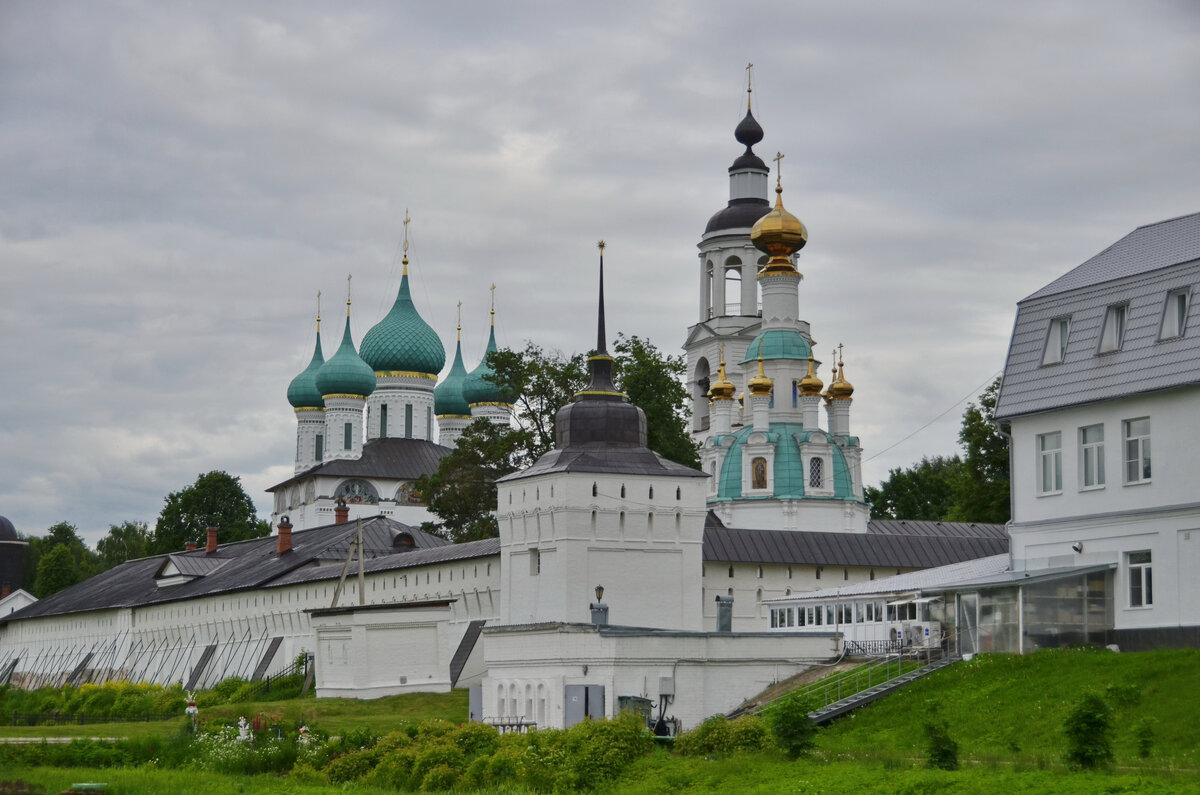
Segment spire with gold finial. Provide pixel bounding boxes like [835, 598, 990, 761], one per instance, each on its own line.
[747, 340, 774, 396]
[401, 209, 410, 276]
[751, 152, 808, 277]
[829, 343, 854, 400]
[708, 344, 736, 401]
[799, 354, 824, 396]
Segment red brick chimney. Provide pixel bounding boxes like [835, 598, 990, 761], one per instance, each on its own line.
[1, 586, 10, 599]
[206, 526, 218, 554]
[184, 541, 197, 551]
[277, 516, 293, 555]
[334, 498, 349, 525]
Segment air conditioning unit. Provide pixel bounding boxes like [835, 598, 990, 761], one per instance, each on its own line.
[908, 621, 942, 648]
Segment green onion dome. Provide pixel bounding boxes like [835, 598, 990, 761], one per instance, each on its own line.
[360, 273, 446, 376]
[315, 316, 376, 398]
[287, 326, 326, 409]
[739, 328, 812, 364]
[434, 336, 471, 416]
[462, 325, 509, 406]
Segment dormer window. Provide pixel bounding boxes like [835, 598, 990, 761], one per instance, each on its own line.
[1161, 289, 1189, 339]
[1098, 304, 1127, 353]
[1043, 317, 1070, 365]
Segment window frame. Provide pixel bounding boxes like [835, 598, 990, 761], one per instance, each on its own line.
[1042, 316, 1070, 365]
[1079, 424, 1105, 490]
[1037, 431, 1063, 495]
[1098, 303, 1128, 353]
[1127, 550, 1153, 608]
[1123, 417, 1152, 485]
[1160, 288, 1190, 340]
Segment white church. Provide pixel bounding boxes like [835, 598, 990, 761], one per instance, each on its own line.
[0, 90, 1010, 729]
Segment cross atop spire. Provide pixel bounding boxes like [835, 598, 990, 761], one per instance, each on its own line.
[345, 274, 352, 316]
[489, 284, 496, 326]
[597, 241, 607, 354]
[456, 300, 462, 341]
[745, 62, 754, 109]
[316, 290, 322, 332]
[773, 151, 785, 188]
[401, 210, 411, 275]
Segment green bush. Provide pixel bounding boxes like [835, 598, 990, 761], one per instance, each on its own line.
[365, 747, 419, 789]
[420, 762, 460, 792]
[1063, 692, 1113, 769]
[1104, 682, 1142, 708]
[324, 747, 380, 783]
[557, 712, 655, 790]
[923, 718, 959, 770]
[411, 741, 467, 786]
[287, 760, 327, 785]
[375, 729, 414, 753]
[1133, 716, 1157, 758]
[414, 717, 457, 739]
[763, 693, 818, 758]
[451, 721, 500, 759]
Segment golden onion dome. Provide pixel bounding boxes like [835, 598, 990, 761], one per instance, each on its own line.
[708, 351, 736, 401]
[829, 358, 855, 400]
[798, 355, 824, 396]
[747, 343, 774, 397]
[751, 162, 807, 276]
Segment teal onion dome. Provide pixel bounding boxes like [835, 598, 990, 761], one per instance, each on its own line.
[315, 317, 376, 398]
[434, 338, 471, 416]
[360, 274, 446, 376]
[462, 326, 509, 406]
[739, 328, 812, 364]
[287, 327, 326, 409]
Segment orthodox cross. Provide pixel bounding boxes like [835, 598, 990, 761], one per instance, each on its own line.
[346, 273, 352, 314]
[773, 151, 785, 188]
[489, 283, 496, 324]
[316, 290, 321, 330]
[745, 62, 754, 107]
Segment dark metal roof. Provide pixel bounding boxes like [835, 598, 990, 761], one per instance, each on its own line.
[866, 519, 1009, 539]
[705, 198, 771, 235]
[703, 514, 1008, 569]
[501, 443, 707, 481]
[0, 517, 451, 624]
[268, 437, 451, 492]
[449, 619, 486, 686]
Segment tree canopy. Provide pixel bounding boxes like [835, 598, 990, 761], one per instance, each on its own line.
[866, 377, 1010, 523]
[150, 470, 270, 555]
[96, 521, 152, 569]
[33, 543, 79, 597]
[21, 521, 99, 593]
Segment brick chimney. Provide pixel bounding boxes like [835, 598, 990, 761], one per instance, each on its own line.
[1, 586, 10, 599]
[277, 516, 293, 555]
[206, 526, 218, 554]
[184, 541, 197, 551]
[334, 497, 349, 525]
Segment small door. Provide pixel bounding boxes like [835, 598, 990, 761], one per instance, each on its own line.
[564, 685, 605, 727]
[468, 685, 482, 723]
[958, 594, 979, 655]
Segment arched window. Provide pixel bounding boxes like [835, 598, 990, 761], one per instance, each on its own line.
[592, 482, 598, 497]
[694, 358, 711, 431]
[675, 486, 681, 500]
[808, 457, 823, 488]
[724, 259, 742, 315]
[620, 484, 626, 498]
[752, 457, 768, 489]
[335, 479, 379, 505]
[648, 486, 654, 499]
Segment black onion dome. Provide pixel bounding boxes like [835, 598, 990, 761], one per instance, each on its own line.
[0, 516, 16, 541]
[705, 198, 771, 234]
[734, 108, 764, 149]
[730, 151, 768, 172]
[555, 398, 647, 448]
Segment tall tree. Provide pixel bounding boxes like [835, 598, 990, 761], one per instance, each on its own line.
[948, 377, 1011, 524]
[864, 455, 964, 520]
[33, 544, 79, 597]
[612, 334, 700, 469]
[96, 521, 151, 569]
[487, 343, 587, 462]
[416, 419, 531, 543]
[22, 522, 99, 586]
[150, 471, 270, 555]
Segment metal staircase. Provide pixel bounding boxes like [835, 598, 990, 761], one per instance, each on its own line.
[806, 650, 959, 725]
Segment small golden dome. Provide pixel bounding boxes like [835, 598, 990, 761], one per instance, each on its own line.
[747, 343, 774, 397]
[798, 355, 823, 396]
[829, 358, 855, 400]
[751, 161, 807, 276]
[708, 352, 736, 401]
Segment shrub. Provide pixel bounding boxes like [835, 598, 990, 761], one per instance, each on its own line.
[557, 712, 655, 790]
[288, 760, 327, 785]
[375, 729, 414, 754]
[764, 693, 818, 759]
[324, 747, 380, 783]
[923, 718, 959, 770]
[1133, 716, 1157, 758]
[451, 721, 500, 759]
[415, 717, 457, 740]
[673, 714, 732, 757]
[341, 726, 381, 750]
[365, 747, 419, 789]
[1063, 692, 1113, 769]
[420, 763, 460, 792]
[411, 741, 467, 786]
[1104, 682, 1142, 708]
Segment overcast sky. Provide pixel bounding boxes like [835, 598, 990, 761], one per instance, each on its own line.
[2, 1, 1197, 545]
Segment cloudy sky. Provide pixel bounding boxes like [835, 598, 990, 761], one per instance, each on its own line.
[1, 1, 1197, 545]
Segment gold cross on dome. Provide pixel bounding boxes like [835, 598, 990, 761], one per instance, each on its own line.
[773, 151, 785, 188]
[316, 290, 321, 321]
[745, 62, 754, 100]
[598, 240, 606, 251]
[346, 274, 353, 314]
[402, 209, 411, 254]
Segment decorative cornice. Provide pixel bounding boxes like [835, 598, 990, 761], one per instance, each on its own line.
[469, 401, 513, 408]
[294, 407, 326, 412]
[375, 371, 439, 380]
[322, 393, 368, 400]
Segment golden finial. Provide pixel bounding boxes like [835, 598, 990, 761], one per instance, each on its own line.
[709, 343, 736, 400]
[401, 209, 411, 275]
[316, 290, 322, 333]
[748, 339, 773, 396]
[830, 343, 854, 400]
[745, 62, 754, 109]
[345, 274, 352, 316]
[456, 300, 462, 341]
[799, 354, 823, 396]
[489, 283, 496, 326]
[598, 240, 606, 251]
[751, 150, 807, 274]
[773, 151, 784, 190]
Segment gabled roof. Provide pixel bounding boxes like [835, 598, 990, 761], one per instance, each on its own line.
[995, 212, 1200, 419]
[268, 437, 451, 491]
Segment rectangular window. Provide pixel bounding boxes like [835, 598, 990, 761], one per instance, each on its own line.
[529, 548, 540, 575]
[380, 404, 388, 438]
[343, 422, 352, 451]
[1038, 431, 1063, 494]
[426, 406, 433, 439]
[315, 434, 324, 461]
[1080, 424, 1105, 489]
[1099, 304, 1127, 353]
[405, 404, 413, 438]
[1128, 550, 1153, 607]
[1123, 418, 1151, 484]
[1043, 317, 1070, 365]
[1161, 289, 1189, 339]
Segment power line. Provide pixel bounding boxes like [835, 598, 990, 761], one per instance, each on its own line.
[864, 370, 1001, 464]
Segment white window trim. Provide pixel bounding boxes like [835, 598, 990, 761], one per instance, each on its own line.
[1123, 418, 1152, 486]
[1079, 424, 1105, 491]
[1098, 304, 1128, 354]
[1126, 550, 1153, 609]
[1159, 288, 1190, 340]
[741, 443, 775, 496]
[1037, 431, 1063, 496]
[1042, 317, 1070, 365]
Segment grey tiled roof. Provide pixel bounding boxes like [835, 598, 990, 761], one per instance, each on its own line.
[995, 212, 1200, 419]
[268, 437, 451, 492]
[766, 554, 1011, 602]
[501, 444, 707, 481]
[866, 519, 1008, 539]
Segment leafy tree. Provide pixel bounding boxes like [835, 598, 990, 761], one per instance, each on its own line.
[1063, 692, 1113, 769]
[612, 334, 700, 469]
[763, 692, 818, 758]
[947, 377, 1010, 524]
[96, 521, 151, 569]
[416, 419, 531, 543]
[865, 455, 963, 520]
[150, 471, 270, 555]
[21, 522, 100, 587]
[487, 343, 587, 462]
[33, 543, 79, 597]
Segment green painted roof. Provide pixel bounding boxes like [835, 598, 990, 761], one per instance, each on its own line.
[315, 317, 376, 398]
[360, 274, 446, 375]
[287, 328, 325, 409]
[434, 338, 471, 416]
[713, 422, 857, 502]
[739, 328, 812, 364]
[462, 326, 509, 406]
